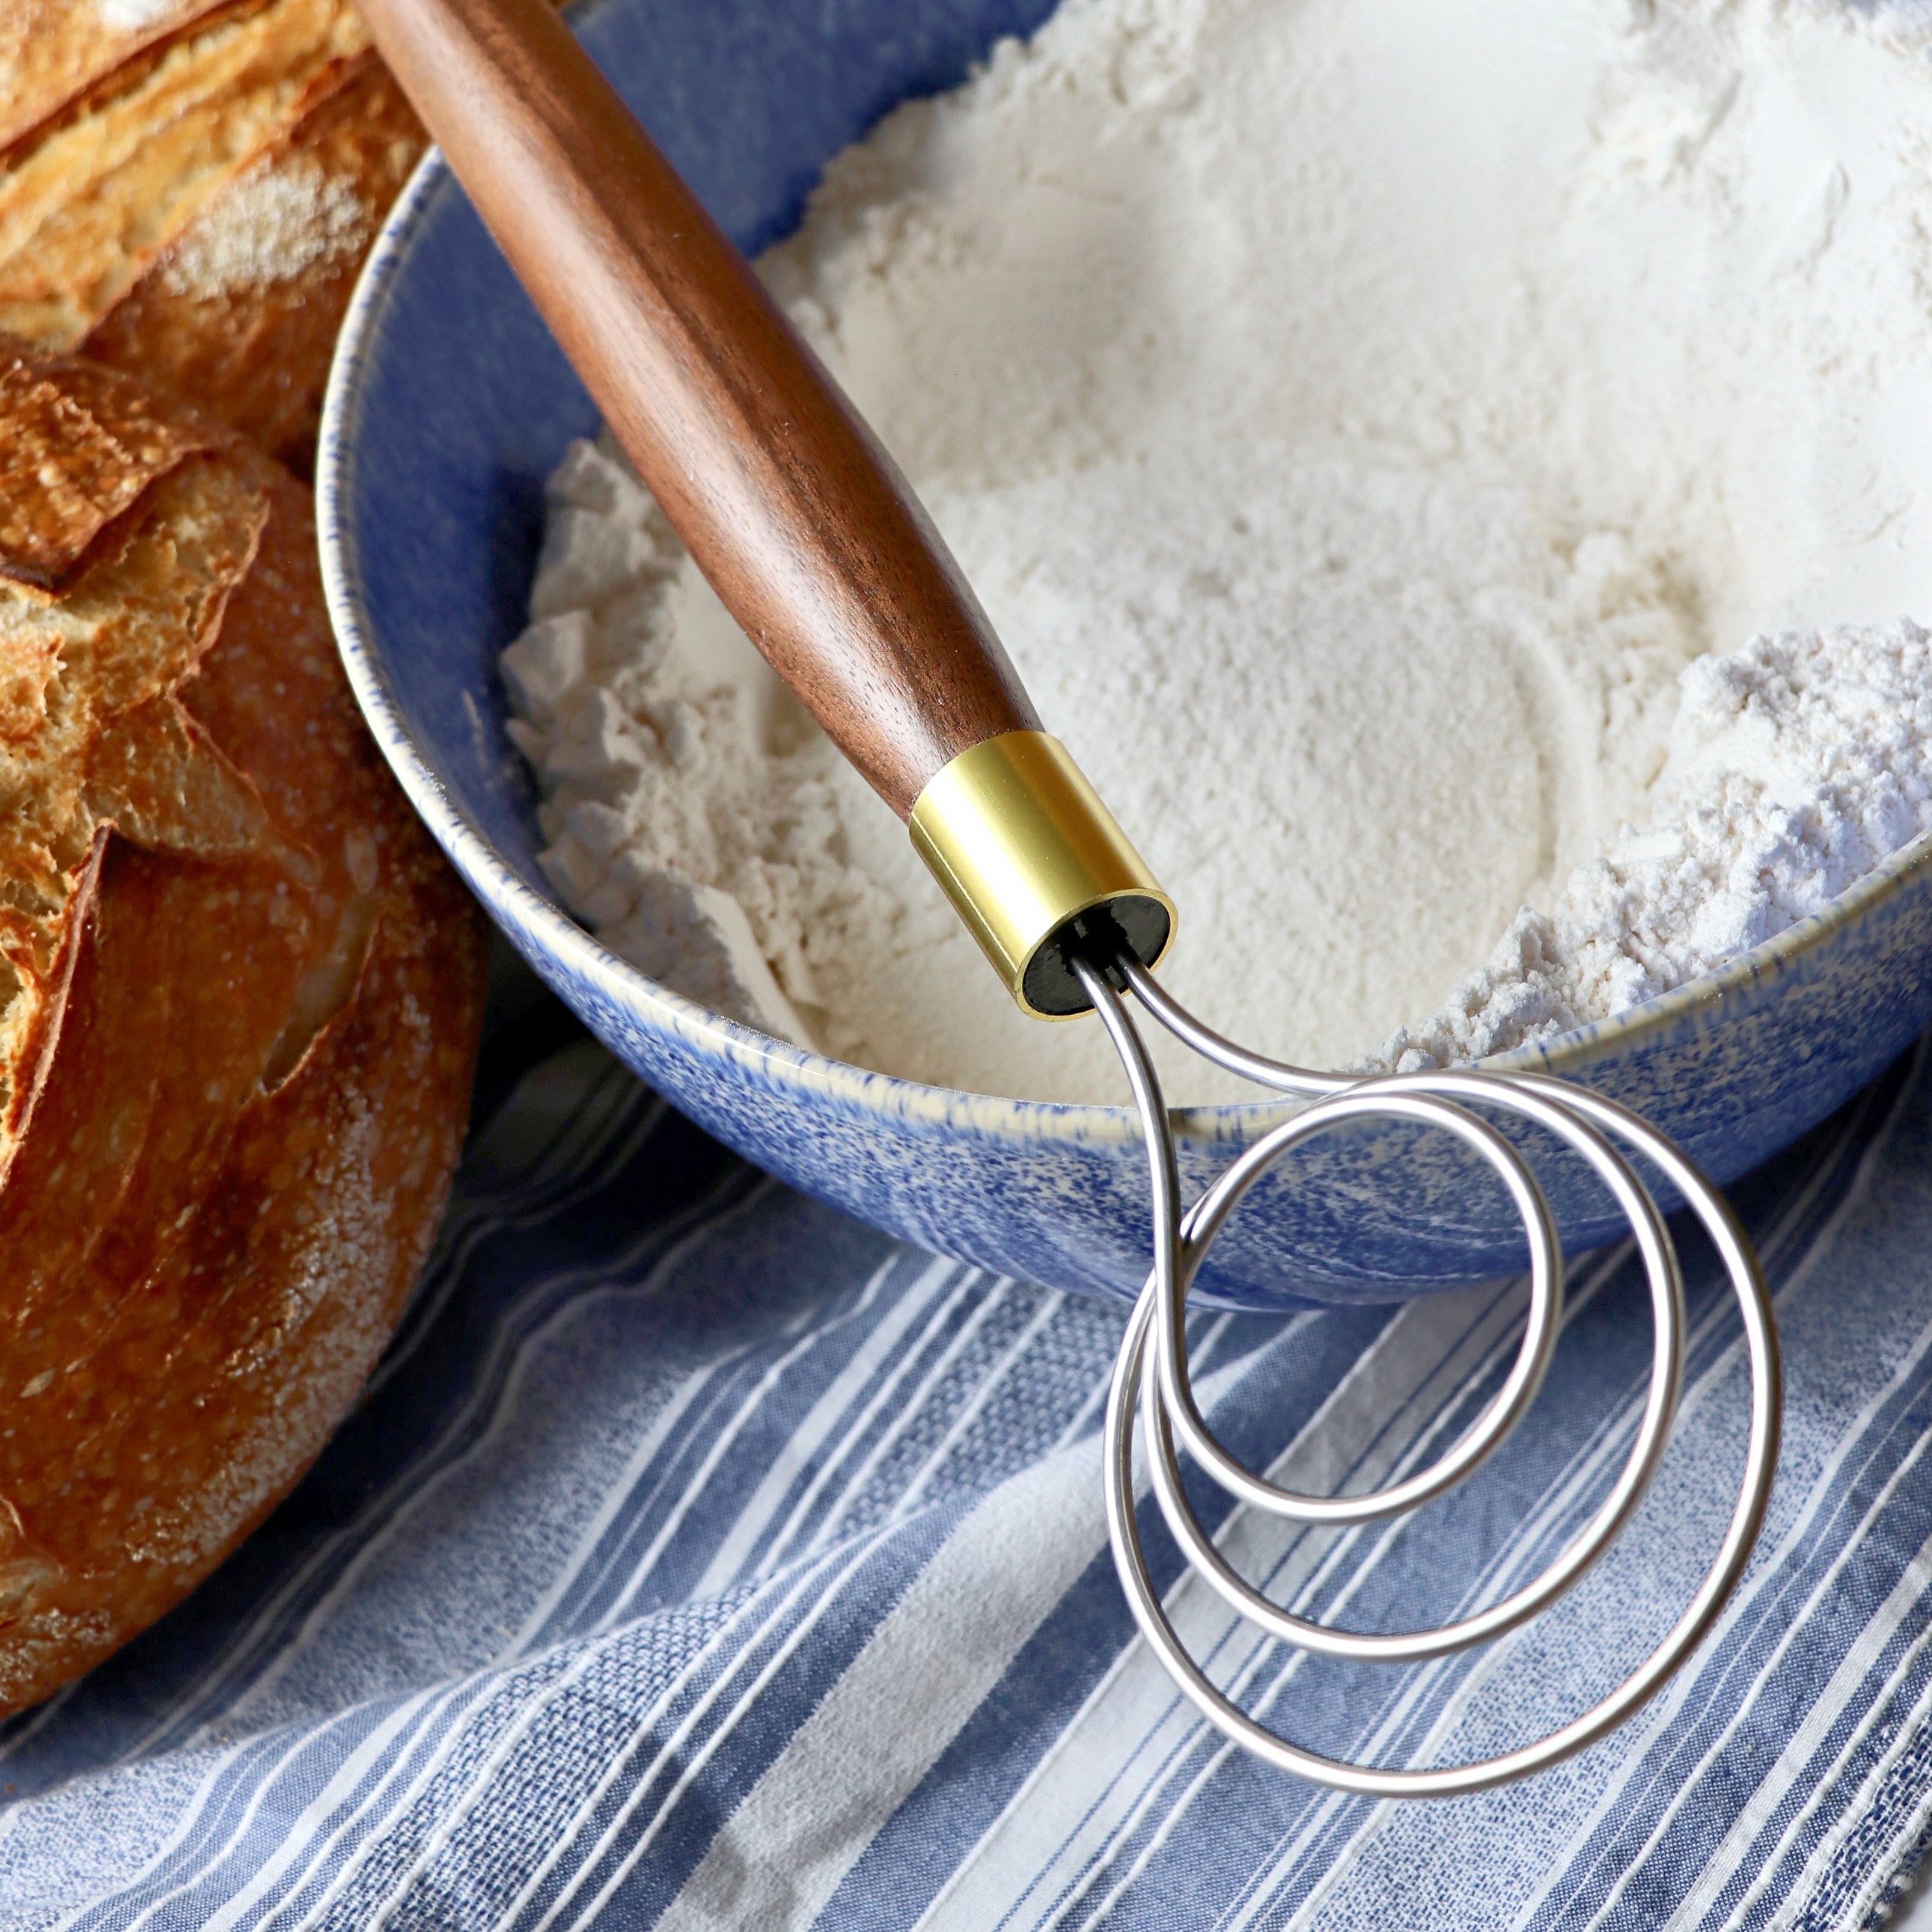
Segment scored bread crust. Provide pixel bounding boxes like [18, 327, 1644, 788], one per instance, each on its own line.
[0, 506, 272, 1201]
[0, 0, 242, 152]
[0, 0, 370, 350]
[0, 366, 487, 1715]
[0, 347, 217, 593]
[86, 54, 427, 471]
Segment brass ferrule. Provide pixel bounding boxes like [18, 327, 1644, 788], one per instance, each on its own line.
[908, 730, 1176, 1019]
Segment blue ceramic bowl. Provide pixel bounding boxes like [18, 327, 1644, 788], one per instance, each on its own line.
[317, 0, 1932, 1312]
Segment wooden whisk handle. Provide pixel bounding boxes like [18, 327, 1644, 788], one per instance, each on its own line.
[355, 0, 1040, 818]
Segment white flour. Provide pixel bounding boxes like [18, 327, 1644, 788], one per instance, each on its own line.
[1376, 620, 1932, 1071]
[504, 0, 1932, 1103]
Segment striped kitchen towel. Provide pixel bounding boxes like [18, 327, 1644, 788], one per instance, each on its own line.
[5, 985, 1932, 1930]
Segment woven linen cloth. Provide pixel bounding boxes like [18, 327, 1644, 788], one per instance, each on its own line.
[7, 987, 1932, 1931]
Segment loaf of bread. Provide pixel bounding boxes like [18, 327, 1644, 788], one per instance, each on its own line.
[0, 344, 487, 1715]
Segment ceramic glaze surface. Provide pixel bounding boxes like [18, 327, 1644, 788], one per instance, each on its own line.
[318, 0, 1932, 1311]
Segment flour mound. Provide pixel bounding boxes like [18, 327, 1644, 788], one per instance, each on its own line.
[505, 437, 891, 1047]
[1374, 620, 1932, 1071]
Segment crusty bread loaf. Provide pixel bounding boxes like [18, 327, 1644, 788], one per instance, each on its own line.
[0, 346, 486, 1716]
[0, 347, 219, 594]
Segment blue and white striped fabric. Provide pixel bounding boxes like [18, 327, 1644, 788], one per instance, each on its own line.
[7, 983, 1932, 1930]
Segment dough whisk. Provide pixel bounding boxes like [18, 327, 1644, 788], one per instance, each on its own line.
[353, 0, 1780, 1795]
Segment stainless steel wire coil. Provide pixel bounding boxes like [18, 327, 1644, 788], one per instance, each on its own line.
[1076, 955, 1782, 1799]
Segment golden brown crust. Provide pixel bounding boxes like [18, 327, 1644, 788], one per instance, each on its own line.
[0, 436, 269, 1187]
[0, 344, 216, 593]
[0, 0, 243, 153]
[0, 0, 370, 349]
[86, 56, 427, 470]
[0, 829, 104, 1207]
[0, 368, 486, 1715]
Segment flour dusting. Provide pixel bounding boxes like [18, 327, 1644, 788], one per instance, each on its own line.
[160, 155, 371, 300]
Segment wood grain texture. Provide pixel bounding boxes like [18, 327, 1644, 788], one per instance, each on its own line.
[355, 0, 1041, 818]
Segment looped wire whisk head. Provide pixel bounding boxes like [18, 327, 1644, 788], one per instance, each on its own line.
[1073, 953, 1781, 1798]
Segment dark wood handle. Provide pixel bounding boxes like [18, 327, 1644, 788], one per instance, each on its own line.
[354, 0, 1041, 818]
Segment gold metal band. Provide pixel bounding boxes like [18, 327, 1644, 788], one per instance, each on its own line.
[908, 731, 1176, 1020]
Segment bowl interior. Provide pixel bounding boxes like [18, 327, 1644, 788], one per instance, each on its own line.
[333, 0, 1063, 923]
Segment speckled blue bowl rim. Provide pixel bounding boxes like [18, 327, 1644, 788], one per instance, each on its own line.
[318, 142, 1932, 1157]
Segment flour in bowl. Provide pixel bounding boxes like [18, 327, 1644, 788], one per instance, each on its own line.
[504, 0, 1932, 1103]
[1373, 620, 1932, 1071]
